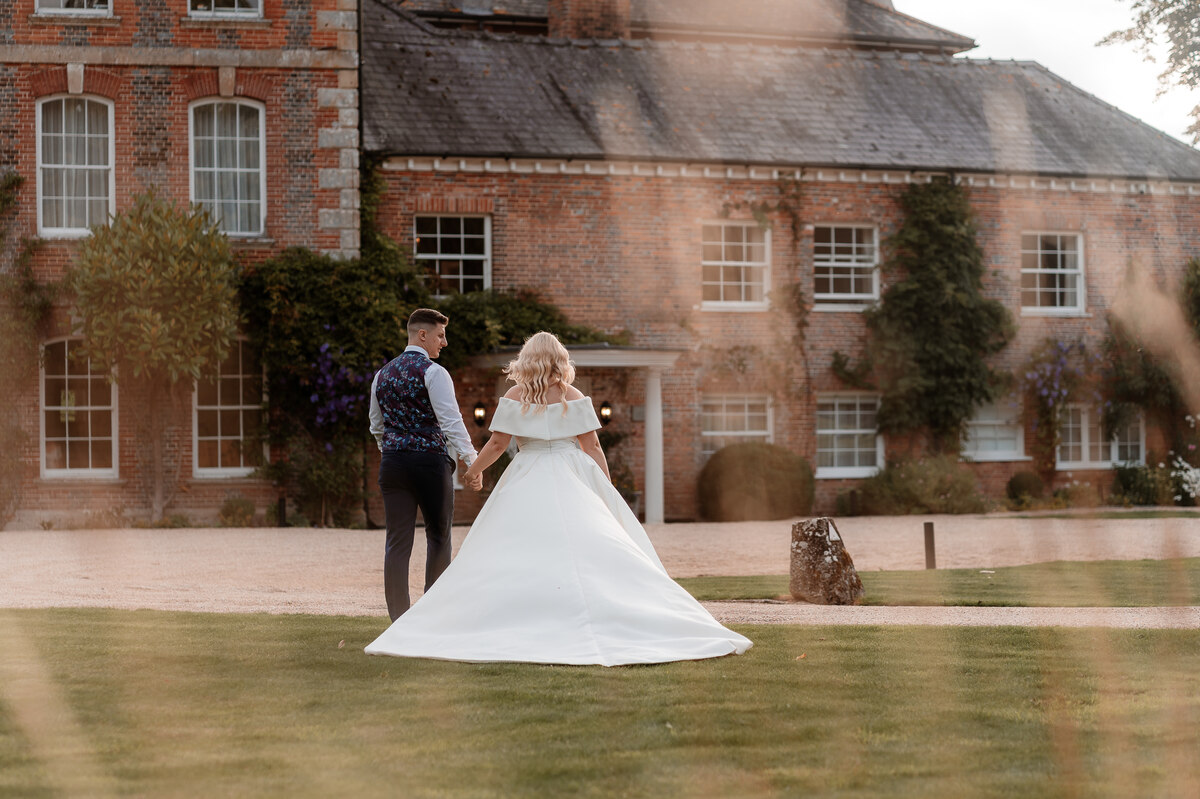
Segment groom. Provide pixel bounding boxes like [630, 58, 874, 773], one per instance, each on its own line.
[369, 308, 482, 620]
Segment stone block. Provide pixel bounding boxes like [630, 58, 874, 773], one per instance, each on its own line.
[317, 11, 358, 31]
[317, 87, 357, 109]
[318, 168, 359, 189]
[789, 517, 864, 605]
[319, 208, 359, 229]
[317, 127, 359, 149]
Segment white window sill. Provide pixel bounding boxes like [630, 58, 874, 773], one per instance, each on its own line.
[1020, 308, 1091, 318]
[961, 453, 1032, 463]
[812, 302, 875, 313]
[816, 466, 881, 480]
[30, 12, 119, 24]
[700, 302, 770, 313]
[183, 13, 268, 25]
[192, 469, 260, 479]
[1056, 461, 1143, 471]
[39, 471, 120, 481]
[39, 228, 94, 240]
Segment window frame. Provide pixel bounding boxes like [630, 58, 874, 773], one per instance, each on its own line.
[1056, 404, 1145, 470]
[815, 393, 884, 479]
[1020, 231, 1086, 316]
[34, 0, 112, 16]
[700, 219, 771, 312]
[188, 97, 267, 238]
[699, 393, 774, 459]
[960, 400, 1029, 463]
[39, 337, 119, 480]
[192, 339, 268, 479]
[35, 95, 116, 239]
[188, 0, 263, 19]
[812, 224, 880, 310]
[412, 214, 492, 298]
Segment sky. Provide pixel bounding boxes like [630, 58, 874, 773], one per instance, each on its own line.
[895, 0, 1200, 147]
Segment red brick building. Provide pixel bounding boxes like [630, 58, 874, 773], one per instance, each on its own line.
[364, 0, 1200, 521]
[2, 0, 360, 527]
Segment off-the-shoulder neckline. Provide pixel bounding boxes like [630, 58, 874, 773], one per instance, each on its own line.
[497, 396, 592, 406]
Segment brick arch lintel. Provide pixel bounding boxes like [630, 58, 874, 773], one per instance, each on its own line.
[29, 66, 122, 99]
[182, 70, 272, 103]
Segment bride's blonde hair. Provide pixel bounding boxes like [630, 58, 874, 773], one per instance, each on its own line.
[504, 331, 576, 414]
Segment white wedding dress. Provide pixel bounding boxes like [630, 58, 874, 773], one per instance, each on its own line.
[365, 397, 752, 666]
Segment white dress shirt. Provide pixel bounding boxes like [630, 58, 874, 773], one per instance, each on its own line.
[369, 345, 478, 466]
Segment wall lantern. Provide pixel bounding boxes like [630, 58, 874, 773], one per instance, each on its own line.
[473, 402, 487, 427]
[599, 401, 613, 426]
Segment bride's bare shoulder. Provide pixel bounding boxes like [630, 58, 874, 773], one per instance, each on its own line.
[564, 385, 585, 401]
[502, 386, 522, 400]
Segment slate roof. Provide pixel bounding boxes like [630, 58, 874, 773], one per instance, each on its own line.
[363, 0, 1200, 181]
[396, 0, 975, 53]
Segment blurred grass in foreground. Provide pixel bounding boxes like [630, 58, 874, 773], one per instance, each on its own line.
[678, 558, 1200, 606]
[1, 609, 1198, 798]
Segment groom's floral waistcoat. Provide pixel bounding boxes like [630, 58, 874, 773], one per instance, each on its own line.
[376, 352, 446, 454]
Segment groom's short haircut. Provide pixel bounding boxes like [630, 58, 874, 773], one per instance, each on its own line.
[408, 308, 449, 334]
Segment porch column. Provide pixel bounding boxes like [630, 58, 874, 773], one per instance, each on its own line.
[644, 366, 665, 524]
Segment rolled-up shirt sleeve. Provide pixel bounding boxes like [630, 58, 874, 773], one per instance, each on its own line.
[368, 371, 385, 451]
[424, 364, 478, 466]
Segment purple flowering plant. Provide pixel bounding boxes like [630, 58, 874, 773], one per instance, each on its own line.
[1021, 338, 1102, 476]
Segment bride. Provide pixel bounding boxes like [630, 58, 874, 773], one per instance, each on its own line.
[364, 331, 752, 666]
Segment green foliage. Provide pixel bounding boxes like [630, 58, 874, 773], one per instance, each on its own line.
[1006, 470, 1046, 502]
[434, 288, 623, 371]
[217, 496, 256, 527]
[697, 442, 814, 521]
[840, 455, 990, 515]
[1020, 338, 1100, 479]
[240, 246, 419, 437]
[1101, 313, 1190, 452]
[1112, 463, 1183, 506]
[67, 190, 239, 383]
[65, 190, 240, 521]
[1104, 1, 1200, 141]
[833, 179, 1014, 450]
[0, 171, 52, 527]
[240, 244, 419, 525]
[1183, 257, 1200, 339]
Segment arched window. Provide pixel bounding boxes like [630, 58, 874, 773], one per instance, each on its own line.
[190, 99, 266, 236]
[37, 96, 114, 237]
[41, 339, 118, 478]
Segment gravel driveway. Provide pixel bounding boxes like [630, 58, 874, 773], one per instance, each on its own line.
[2, 512, 1198, 627]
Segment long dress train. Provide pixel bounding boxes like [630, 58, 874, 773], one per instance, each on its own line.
[364, 397, 752, 666]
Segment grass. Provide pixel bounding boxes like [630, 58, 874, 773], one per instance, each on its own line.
[678, 558, 1200, 607]
[2, 609, 1199, 798]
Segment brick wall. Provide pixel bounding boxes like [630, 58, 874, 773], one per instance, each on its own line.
[3, 0, 359, 527]
[375, 165, 1200, 519]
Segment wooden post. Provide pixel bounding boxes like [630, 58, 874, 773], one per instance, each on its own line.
[924, 521, 936, 569]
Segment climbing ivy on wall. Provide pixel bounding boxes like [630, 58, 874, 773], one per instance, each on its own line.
[0, 172, 52, 526]
[833, 177, 1015, 451]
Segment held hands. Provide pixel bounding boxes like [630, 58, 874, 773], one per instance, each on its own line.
[463, 466, 484, 492]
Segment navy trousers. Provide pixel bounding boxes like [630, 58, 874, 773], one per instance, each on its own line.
[378, 450, 455, 621]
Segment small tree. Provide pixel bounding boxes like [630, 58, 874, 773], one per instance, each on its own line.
[67, 190, 239, 522]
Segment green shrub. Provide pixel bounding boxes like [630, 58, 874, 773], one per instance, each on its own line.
[698, 443, 814, 522]
[850, 455, 989, 515]
[218, 496, 256, 527]
[1112, 463, 1177, 506]
[1006, 470, 1045, 501]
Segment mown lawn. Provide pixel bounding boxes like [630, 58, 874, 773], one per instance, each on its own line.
[679, 558, 1200, 606]
[2, 609, 1199, 798]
